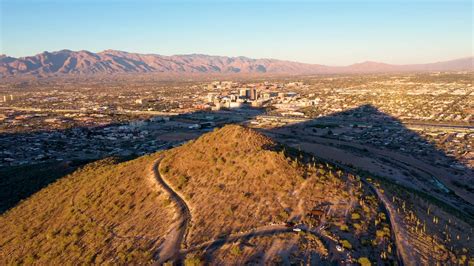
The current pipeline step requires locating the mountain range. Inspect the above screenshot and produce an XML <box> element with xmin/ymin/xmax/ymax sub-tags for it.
<box><xmin>0</xmin><ymin>49</ymin><xmax>472</xmax><ymax>77</ymax></box>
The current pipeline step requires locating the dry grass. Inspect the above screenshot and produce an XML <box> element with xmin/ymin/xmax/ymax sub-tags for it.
<box><xmin>195</xmin><ymin>232</ymin><xmax>327</xmax><ymax>264</ymax></box>
<box><xmin>380</xmin><ymin>179</ymin><xmax>474</xmax><ymax>265</ymax></box>
<box><xmin>0</xmin><ymin>124</ymin><xmax>401</xmax><ymax>265</ymax></box>
<box><xmin>160</xmin><ymin>125</ymin><xmax>351</xmax><ymax>246</ymax></box>
<box><xmin>0</xmin><ymin>153</ymin><xmax>172</xmax><ymax>265</ymax></box>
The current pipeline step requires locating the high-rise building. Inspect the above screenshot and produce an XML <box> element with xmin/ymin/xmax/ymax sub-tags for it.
<box><xmin>250</xmin><ymin>89</ymin><xmax>257</xmax><ymax>100</ymax></box>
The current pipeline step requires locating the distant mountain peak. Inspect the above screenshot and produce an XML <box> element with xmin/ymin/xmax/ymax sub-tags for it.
<box><xmin>0</xmin><ymin>50</ymin><xmax>472</xmax><ymax>77</ymax></box>
<box><xmin>352</xmin><ymin>60</ymin><xmax>389</xmax><ymax>65</ymax></box>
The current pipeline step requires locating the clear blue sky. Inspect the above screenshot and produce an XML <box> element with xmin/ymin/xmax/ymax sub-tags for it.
<box><xmin>0</xmin><ymin>0</ymin><xmax>472</xmax><ymax>65</ymax></box>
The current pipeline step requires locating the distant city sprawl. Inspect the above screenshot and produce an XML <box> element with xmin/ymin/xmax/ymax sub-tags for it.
<box><xmin>0</xmin><ymin>72</ymin><xmax>473</xmax><ymax>265</ymax></box>
<box><xmin>0</xmin><ymin>73</ymin><xmax>472</xmax><ymax>170</ymax></box>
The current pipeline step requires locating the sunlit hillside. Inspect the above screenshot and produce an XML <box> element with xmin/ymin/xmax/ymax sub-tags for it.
<box><xmin>1</xmin><ymin>125</ymin><xmax>398</xmax><ymax>265</ymax></box>
<box><xmin>160</xmin><ymin>125</ymin><xmax>394</xmax><ymax>264</ymax></box>
<box><xmin>0</xmin><ymin>155</ymin><xmax>172</xmax><ymax>264</ymax></box>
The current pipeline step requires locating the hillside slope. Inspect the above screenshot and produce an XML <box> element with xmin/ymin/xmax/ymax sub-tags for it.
<box><xmin>159</xmin><ymin>125</ymin><xmax>395</xmax><ymax>264</ymax></box>
<box><xmin>0</xmin><ymin>155</ymin><xmax>173</xmax><ymax>265</ymax></box>
<box><xmin>1</xmin><ymin>125</ymin><xmax>396</xmax><ymax>264</ymax></box>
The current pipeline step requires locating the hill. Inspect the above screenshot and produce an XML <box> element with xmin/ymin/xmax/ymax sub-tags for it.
<box><xmin>158</xmin><ymin>125</ymin><xmax>395</xmax><ymax>264</ymax></box>
<box><xmin>0</xmin><ymin>125</ymin><xmax>396</xmax><ymax>264</ymax></box>
<box><xmin>0</xmin><ymin>155</ymin><xmax>173</xmax><ymax>264</ymax></box>
<box><xmin>0</xmin><ymin>49</ymin><xmax>472</xmax><ymax>77</ymax></box>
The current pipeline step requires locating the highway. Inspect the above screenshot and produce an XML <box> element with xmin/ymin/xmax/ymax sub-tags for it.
<box><xmin>255</xmin><ymin>115</ymin><xmax>474</xmax><ymax>131</ymax></box>
<box><xmin>268</xmin><ymin>130</ymin><xmax>474</xmax><ymax>207</ymax></box>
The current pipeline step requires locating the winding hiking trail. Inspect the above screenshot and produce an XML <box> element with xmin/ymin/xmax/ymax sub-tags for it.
<box><xmin>152</xmin><ymin>158</ymin><xmax>191</xmax><ymax>264</ymax></box>
<box><xmin>151</xmin><ymin>157</ymin><xmax>343</xmax><ymax>264</ymax></box>
<box><xmin>291</xmin><ymin>147</ymin><xmax>409</xmax><ymax>265</ymax></box>
<box><xmin>151</xmin><ymin>156</ymin><xmax>392</xmax><ymax>264</ymax></box>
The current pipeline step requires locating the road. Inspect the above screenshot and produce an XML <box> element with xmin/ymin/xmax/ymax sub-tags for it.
<box><xmin>183</xmin><ymin>225</ymin><xmax>292</xmax><ymax>254</ymax></box>
<box><xmin>0</xmin><ymin>106</ymin><xmax>179</xmax><ymax>116</ymax></box>
<box><xmin>152</xmin><ymin>129</ymin><xmax>463</xmax><ymax>265</ymax></box>
<box><xmin>181</xmin><ymin>224</ymin><xmax>350</xmax><ymax>263</ymax></box>
<box><xmin>152</xmin><ymin>158</ymin><xmax>191</xmax><ymax>264</ymax></box>
<box><xmin>255</xmin><ymin>115</ymin><xmax>474</xmax><ymax>131</ymax></box>
<box><xmin>269</xmin><ymin>131</ymin><xmax>474</xmax><ymax>207</ymax></box>
<box><xmin>370</xmin><ymin>180</ymin><xmax>417</xmax><ymax>266</ymax></box>
<box><xmin>270</xmin><ymin>133</ymin><xmax>425</xmax><ymax>265</ymax></box>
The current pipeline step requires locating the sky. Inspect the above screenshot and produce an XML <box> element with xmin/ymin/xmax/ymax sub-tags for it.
<box><xmin>0</xmin><ymin>0</ymin><xmax>472</xmax><ymax>65</ymax></box>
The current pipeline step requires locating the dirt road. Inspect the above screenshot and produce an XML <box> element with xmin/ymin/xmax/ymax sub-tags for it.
<box><xmin>269</xmin><ymin>131</ymin><xmax>473</xmax><ymax>207</ymax></box>
<box><xmin>274</xmin><ymin>137</ymin><xmax>414</xmax><ymax>265</ymax></box>
<box><xmin>152</xmin><ymin>158</ymin><xmax>191</xmax><ymax>264</ymax></box>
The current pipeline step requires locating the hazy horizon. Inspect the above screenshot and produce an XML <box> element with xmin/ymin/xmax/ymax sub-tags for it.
<box><xmin>1</xmin><ymin>0</ymin><xmax>472</xmax><ymax>65</ymax></box>
<box><xmin>1</xmin><ymin>48</ymin><xmax>473</xmax><ymax>67</ymax></box>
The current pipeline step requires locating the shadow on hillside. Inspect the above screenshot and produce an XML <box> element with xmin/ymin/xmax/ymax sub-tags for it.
<box><xmin>0</xmin><ymin>107</ymin><xmax>264</xmax><ymax>214</ymax></box>
<box><xmin>262</xmin><ymin>104</ymin><xmax>474</xmax><ymax>218</ymax></box>
<box><xmin>1</xmin><ymin>104</ymin><xmax>472</xmax><ymax>219</ymax></box>
<box><xmin>0</xmin><ymin>120</ymin><xmax>146</xmax><ymax>213</ymax></box>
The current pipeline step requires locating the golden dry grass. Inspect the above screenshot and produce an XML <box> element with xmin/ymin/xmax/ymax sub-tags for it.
<box><xmin>0</xmin><ymin>124</ymin><xmax>384</xmax><ymax>265</ymax></box>
<box><xmin>380</xmin><ymin>179</ymin><xmax>474</xmax><ymax>265</ymax></box>
<box><xmin>160</xmin><ymin>125</ymin><xmax>351</xmax><ymax>246</ymax></box>
<box><xmin>0</xmin><ymin>153</ymin><xmax>172</xmax><ymax>265</ymax></box>
<box><xmin>185</xmin><ymin>232</ymin><xmax>328</xmax><ymax>264</ymax></box>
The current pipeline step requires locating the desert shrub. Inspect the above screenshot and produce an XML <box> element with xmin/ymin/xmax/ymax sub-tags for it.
<box><xmin>230</xmin><ymin>245</ymin><xmax>242</xmax><ymax>256</ymax></box>
<box><xmin>0</xmin><ymin>154</ymin><xmax>172</xmax><ymax>264</ymax></box>
<box><xmin>376</xmin><ymin>226</ymin><xmax>391</xmax><ymax>239</ymax></box>
<box><xmin>177</xmin><ymin>175</ymin><xmax>190</xmax><ymax>190</ymax></box>
<box><xmin>341</xmin><ymin>240</ymin><xmax>352</xmax><ymax>250</ymax></box>
<box><xmin>358</xmin><ymin>257</ymin><xmax>371</xmax><ymax>266</ymax></box>
<box><xmin>279</xmin><ymin>210</ymin><xmax>290</xmax><ymax>221</ymax></box>
<box><xmin>351</xmin><ymin>212</ymin><xmax>361</xmax><ymax>220</ymax></box>
<box><xmin>184</xmin><ymin>255</ymin><xmax>202</xmax><ymax>266</ymax></box>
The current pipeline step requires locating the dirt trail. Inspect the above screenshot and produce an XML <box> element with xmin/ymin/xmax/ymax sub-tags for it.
<box><xmin>151</xmin><ymin>156</ymin><xmax>353</xmax><ymax>263</ymax></box>
<box><xmin>275</xmin><ymin>131</ymin><xmax>473</xmax><ymax>205</ymax></box>
<box><xmin>152</xmin><ymin>158</ymin><xmax>191</xmax><ymax>264</ymax></box>
<box><xmin>372</xmin><ymin>184</ymin><xmax>418</xmax><ymax>266</ymax></box>
<box><xmin>181</xmin><ymin>225</ymin><xmax>343</xmax><ymax>261</ymax></box>
<box><xmin>278</xmin><ymin>140</ymin><xmax>412</xmax><ymax>265</ymax></box>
